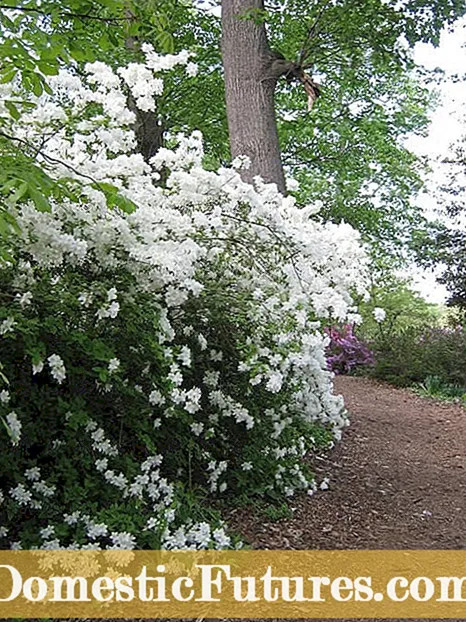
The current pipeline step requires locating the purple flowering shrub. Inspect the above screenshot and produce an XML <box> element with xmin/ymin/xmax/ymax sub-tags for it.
<box><xmin>325</xmin><ymin>324</ymin><xmax>375</xmax><ymax>375</ymax></box>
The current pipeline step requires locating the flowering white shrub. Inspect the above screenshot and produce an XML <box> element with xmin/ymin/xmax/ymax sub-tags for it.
<box><xmin>0</xmin><ymin>46</ymin><xmax>369</xmax><ymax>549</ymax></box>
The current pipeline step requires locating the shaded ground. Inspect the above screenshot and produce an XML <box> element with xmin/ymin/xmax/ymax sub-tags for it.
<box><xmin>230</xmin><ymin>376</ymin><xmax>466</xmax><ymax>550</ymax></box>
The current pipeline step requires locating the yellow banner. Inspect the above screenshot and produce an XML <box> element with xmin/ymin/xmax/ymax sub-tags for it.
<box><xmin>2</xmin><ymin>550</ymin><xmax>466</xmax><ymax>618</ymax></box>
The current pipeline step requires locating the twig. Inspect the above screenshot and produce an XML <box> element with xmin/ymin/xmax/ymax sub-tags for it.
<box><xmin>0</xmin><ymin>129</ymin><xmax>107</xmax><ymax>191</ymax></box>
<box><xmin>298</xmin><ymin>1</ymin><xmax>331</xmax><ymax>67</ymax></box>
<box><xmin>0</xmin><ymin>4</ymin><xmax>128</xmax><ymax>23</ymax></box>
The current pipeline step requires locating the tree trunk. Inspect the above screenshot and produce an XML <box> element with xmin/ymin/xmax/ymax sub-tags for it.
<box><xmin>221</xmin><ymin>0</ymin><xmax>287</xmax><ymax>194</ymax></box>
<box><xmin>125</xmin><ymin>22</ymin><xmax>165</xmax><ymax>164</ymax></box>
<box><xmin>128</xmin><ymin>96</ymin><xmax>164</xmax><ymax>163</ymax></box>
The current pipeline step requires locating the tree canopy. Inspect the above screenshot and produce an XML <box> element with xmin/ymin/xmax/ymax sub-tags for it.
<box><xmin>1</xmin><ymin>0</ymin><xmax>465</xmax><ymax>258</ymax></box>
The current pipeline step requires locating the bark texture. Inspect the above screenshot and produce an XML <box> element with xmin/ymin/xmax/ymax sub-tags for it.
<box><xmin>128</xmin><ymin>97</ymin><xmax>164</xmax><ymax>163</ymax></box>
<box><xmin>126</xmin><ymin>27</ymin><xmax>165</xmax><ymax>164</ymax></box>
<box><xmin>221</xmin><ymin>0</ymin><xmax>287</xmax><ymax>194</ymax></box>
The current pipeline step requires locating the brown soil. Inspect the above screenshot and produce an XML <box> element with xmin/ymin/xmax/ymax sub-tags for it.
<box><xmin>221</xmin><ymin>376</ymin><xmax>466</xmax><ymax>622</ymax></box>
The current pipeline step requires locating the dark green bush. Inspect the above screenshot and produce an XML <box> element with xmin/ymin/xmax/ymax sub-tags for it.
<box><xmin>369</xmin><ymin>325</ymin><xmax>466</xmax><ymax>389</ymax></box>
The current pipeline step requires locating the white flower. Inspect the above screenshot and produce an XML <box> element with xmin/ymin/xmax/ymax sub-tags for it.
<box><xmin>96</xmin><ymin>301</ymin><xmax>120</xmax><ymax>320</ymax></box>
<box><xmin>320</xmin><ymin>477</ymin><xmax>330</xmax><ymax>491</ymax></box>
<box><xmin>110</xmin><ymin>531</ymin><xmax>136</xmax><ymax>549</ymax></box>
<box><xmin>90</xmin><ymin>427</ymin><xmax>118</xmax><ymax>457</ymax></box>
<box><xmin>266</xmin><ymin>371</ymin><xmax>283</xmax><ymax>393</ymax></box>
<box><xmin>5</xmin><ymin>412</ymin><xmax>21</xmax><ymax>446</ymax></box>
<box><xmin>184</xmin><ymin>387</ymin><xmax>201</xmax><ymax>414</ymax></box>
<box><xmin>107</xmin><ymin>287</ymin><xmax>118</xmax><ymax>301</ymax></box>
<box><xmin>373</xmin><ymin>307</ymin><xmax>386</xmax><ymax>323</ymax></box>
<box><xmin>104</xmin><ymin>470</ymin><xmax>128</xmax><ymax>489</ymax></box>
<box><xmin>41</xmin><ymin>538</ymin><xmax>61</xmax><ymax>550</ymax></box>
<box><xmin>146</xmin><ymin>517</ymin><xmax>159</xmax><ymax>530</ymax></box>
<box><xmin>47</xmin><ymin>354</ymin><xmax>66</xmax><ymax>384</ymax></box>
<box><xmin>108</xmin><ymin>358</ymin><xmax>120</xmax><ymax>374</ymax></box>
<box><xmin>149</xmin><ymin>389</ymin><xmax>165</xmax><ymax>406</ymax></box>
<box><xmin>178</xmin><ymin>345</ymin><xmax>191</xmax><ymax>367</ymax></box>
<box><xmin>186</xmin><ymin>62</ymin><xmax>198</xmax><ymax>77</ymax></box>
<box><xmin>87</xmin><ymin>522</ymin><xmax>108</xmax><ymax>539</ymax></box>
<box><xmin>190</xmin><ymin>422</ymin><xmax>204</xmax><ymax>436</ymax></box>
<box><xmin>32</xmin><ymin>481</ymin><xmax>56</xmax><ymax>497</ymax></box>
<box><xmin>10</xmin><ymin>483</ymin><xmax>32</xmax><ymax>506</ymax></box>
<box><xmin>203</xmin><ymin>370</ymin><xmax>219</xmax><ymax>388</ymax></box>
<box><xmin>197</xmin><ymin>333</ymin><xmax>208</xmax><ymax>351</ymax></box>
<box><xmin>0</xmin><ymin>390</ymin><xmax>10</xmax><ymax>404</ymax></box>
<box><xmin>16</xmin><ymin>291</ymin><xmax>33</xmax><ymax>307</ymax></box>
<box><xmin>95</xmin><ymin>458</ymin><xmax>108</xmax><ymax>472</ymax></box>
<box><xmin>287</xmin><ymin>178</ymin><xmax>300</xmax><ymax>192</ymax></box>
<box><xmin>40</xmin><ymin>525</ymin><xmax>55</xmax><ymax>540</ymax></box>
<box><xmin>0</xmin><ymin>317</ymin><xmax>16</xmax><ymax>335</ymax></box>
<box><xmin>32</xmin><ymin>360</ymin><xmax>44</xmax><ymax>375</ymax></box>
<box><xmin>241</xmin><ymin>462</ymin><xmax>252</xmax><ymax>471</ymax></box>
<box><xmin>78</xmin><ymin>292</ymin><xmax>93</xmax><ymax>307</ymax></box>
<box><xmin>231</xmin><ymin>155</ymin><xmax>251</xmax><ymax>170</ymax></box>
<box><xmin>0</xmin><ymin>527</ymin><xmax>8</xmax><ymax>538</ymax></box>
<box><xmin>64</xmin><ymin>511</ymin><xmax>81</xmax><ymax>525</ymax></box>
<box><xmin>213</xmin><ymin>527</ymin><xmax>231</xmax><ymax>548</ymax></box>
<box><xmin>25</xmin><ymin>467</ymin><xmax>41</xmax><ymax>481</ymax></box>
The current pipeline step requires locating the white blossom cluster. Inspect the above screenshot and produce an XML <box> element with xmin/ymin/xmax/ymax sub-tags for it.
<box><xmin>8</xmin><ymin>468</ymin><xmax>56</xmax><ymax>512</ymax></box>
<box><xmin>373</xmin><ymin>307</ymin><xmax>387</xmax><ymax>323</ymax></box>
<box><xmin>4</xmin><ymin>411</ymin><xmax>21</xmax><ymax>446</ymax></box>
<box><xmin>0</xmin><ymin>48</ymin><xmax>370</xmax><ymax>549</ymax></box>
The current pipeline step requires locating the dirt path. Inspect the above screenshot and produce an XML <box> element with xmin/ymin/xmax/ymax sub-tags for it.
<box><xmin>222</xmin><ymin>376</ymin><xmax>466</xmax><ymax>622</ymax></box>
<box><xmin>231</xmin><ymin>376</ymin><xmax>466</xmax><ymax>549</ymax></box>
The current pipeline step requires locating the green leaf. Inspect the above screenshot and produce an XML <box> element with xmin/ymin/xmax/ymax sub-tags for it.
<box><xmin>38</xmin><ymin>61</ymin><xmax>59</xmax><ymax>76</ymax></box>
<box><xmin>30</xmin><ymin>72</ymin><xmax>44</xmax><ymax>97</ymax></box>
<box><xmin>9</xmin><ymin>181</ymin><xmax>29</xmax><ymax>203</ymax></box>
<box><xmin>29</xmin><ymin>187</ymin><xmax>51</xmax><ymax>212</ymax></box>
<box><xmin>156</xmin><ymin>31</ymin><xmax>174</xmax><ymax>54</ymax></box>
<box><xmin>0</xmin><ymin>69</ymin><xmax>18</xmax><ymax>84</ymax></box>
<box><xmin>4</xmin><ymin>101</ymin><xmax>20</xmax><ymax>120</ymax></box>
<box><xmin>113</xmin><ymin>193</ymin><xmax>137</xmax><ymax>214</ymax></box>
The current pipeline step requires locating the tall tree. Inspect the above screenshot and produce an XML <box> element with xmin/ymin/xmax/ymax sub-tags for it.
<box><xmin>2</xmin><ymin>0</ymin><xmax>466</xmax><ymax>257</ymax></box>
<box><xmin>221</xmin><ymin>0</ymin><xmax>288</xmax><ymax>192</ymax></box>
<box><xmin>219</xmin><ymin>0</ymin><xmax>466</xmax><ymax>200</ymax></box>
<box><xmin>414</xmin><ymin>125</ymin><xmax>466</xmax><ymax>308</ymax></box>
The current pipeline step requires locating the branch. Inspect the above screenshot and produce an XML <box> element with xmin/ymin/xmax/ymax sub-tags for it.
<box><xmin>298</xmin><ymin>1</ymin><xmax>331</xmax><ymax>67</ymax></box>
<box><xmin>0</xmin><ymin>130</ymin><xmax>108</xmax><ymax>190</ymax></box>
<box><xmin>262</xmin><ymin>53</ymin><xmax>321</xmax><ymax>110</ymax></box>
<box><xmin>0</xmin><ymin>4</ymin><xmax>128</xmax><ymax>23</ymax></box>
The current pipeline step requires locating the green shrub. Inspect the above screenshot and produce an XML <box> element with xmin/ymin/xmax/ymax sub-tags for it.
<box><xmin>369</xmin><ymin>325</ymin><xmax>466</xmax><ymax>389</ymax></box>
<box><xmin>0</xmin><ymin>52</ymin><xmax>368</xmax><ymax>550</ymax></box>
